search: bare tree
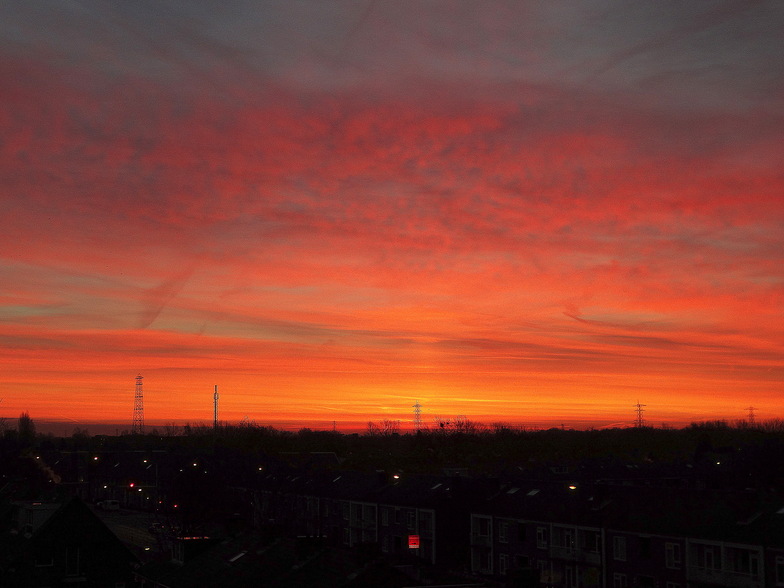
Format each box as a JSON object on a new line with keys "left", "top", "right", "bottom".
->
{"left": 164, "top": 422, "right": 184, "bottom": 436}
{"left": 365, "top": 419, "right": 400, "bottom": 436}
{"left": 433, "top": 416, "right": 451, "bottom": 431}
{"left": 381, "top": 419, "right": 400, "bottom": 436}
{"left": 453, "top": 415, "right": 480, "bottom": 434}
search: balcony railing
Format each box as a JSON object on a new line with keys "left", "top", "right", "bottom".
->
{"left": 549, "top": 545, "right": 601, "bottom": 566}
{"left": 688, "top": 566, "right": 762, "bottom": 588}
{"left": 350, "top": 518, "right": 377, "bottom": 530}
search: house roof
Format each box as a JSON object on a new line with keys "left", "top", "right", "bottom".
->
{"left": 599, "top": 485, "right": 784, "bottom": 544}
{"left": 376, "top": 473, "right": 498, "bottom": 511}
{"left": 472, "top": 478, "right": 784, "bottom": 546}
{"left": 0, "top": 495, "right": 138, "bottom": 582}
{"left": 135, "top": 534, "right": 419, "bottom": 588}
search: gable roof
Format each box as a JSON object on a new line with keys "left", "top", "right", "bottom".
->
{"left": 0, "top": 495, "right": 138, "bottom": 584}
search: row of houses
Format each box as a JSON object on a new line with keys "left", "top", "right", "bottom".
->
{"left": 469, "top": 481, "right": 784, "bottom": 588}
{"left": 250, "top": 468, "right": 784, "bottom": 587}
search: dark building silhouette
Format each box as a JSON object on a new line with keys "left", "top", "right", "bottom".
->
{"left": 0, "top": 496, "right": 137, "bottom": 587}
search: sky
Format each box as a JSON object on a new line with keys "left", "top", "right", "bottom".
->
{"left": 1, "top": 1, "right": 783, "bottom": 433}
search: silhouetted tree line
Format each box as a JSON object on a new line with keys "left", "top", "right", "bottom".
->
{"left": 5, "top": 412, "right": 784, "bottom": 478}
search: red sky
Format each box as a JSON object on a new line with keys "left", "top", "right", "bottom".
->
{"left": 1, "top": 2, "right": 783, "bottom": 432}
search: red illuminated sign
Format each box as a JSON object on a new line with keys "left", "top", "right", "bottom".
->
{"left": 408, "top": 535, "right": 420, "bottom": 549}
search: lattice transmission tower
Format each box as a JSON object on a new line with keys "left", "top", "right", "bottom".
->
{"left": 747, "top": 406, "right": 756, "bottom": 427}
{"left": 413, "top": 400, "right": 422, "bottom": 432}
{"left": 634, "top": 401, "right": 646, "bottom": 428}
{"left": 132, "top": 374, "right": 144, "bottom": 434}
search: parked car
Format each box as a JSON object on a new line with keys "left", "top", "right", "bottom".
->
{"left": 97, "top": 500, "right": 120, "bottom": 511}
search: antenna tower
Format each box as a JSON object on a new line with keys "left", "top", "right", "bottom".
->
{"left": 634, "top": 401, "right": 646, "bottom": 428}
{"left": 213, "top": 385, "right": 219, "bottom": 430}
{"left": 746, "top": 406, "right": 756, "bottom": 427}
{"left": 132, "top": 375, "right": 144, "bottom": 434}
{"left": 413, "top": 400, "right": 422, "bottom": 432}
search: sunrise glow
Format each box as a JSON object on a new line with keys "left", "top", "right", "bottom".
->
{"left": 1, "top": 2, "right": 782, "bottom": 432}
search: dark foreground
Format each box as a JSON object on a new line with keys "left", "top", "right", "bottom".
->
{"left": 3, "top": 420, "right": 784, "bottom": 586}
